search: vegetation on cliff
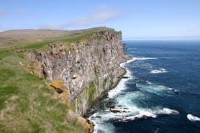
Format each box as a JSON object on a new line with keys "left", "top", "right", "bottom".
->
{"left": 0, "top": 27, "right": 124, "bottom": 133}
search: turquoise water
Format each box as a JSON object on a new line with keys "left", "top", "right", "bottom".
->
{"left": 89, "top": 40, "right": 200, "bottom": 133}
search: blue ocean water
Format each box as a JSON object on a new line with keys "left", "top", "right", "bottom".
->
{"left": 89, "top": 40, "right": 200, "bottom": 133}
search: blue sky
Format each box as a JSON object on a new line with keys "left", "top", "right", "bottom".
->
{"left": 0, "top": 0, "right": 200, "bottom": 39}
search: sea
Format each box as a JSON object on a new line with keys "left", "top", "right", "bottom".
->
{"left": 89, "top": 40, "right": 200, "bottom": 133}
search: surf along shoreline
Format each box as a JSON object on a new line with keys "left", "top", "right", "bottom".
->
{"left": 85, "top": 56, "right": 134, "bottom": 132}
{"left": 86, "top": 56, "right": 182, "bottom": 133}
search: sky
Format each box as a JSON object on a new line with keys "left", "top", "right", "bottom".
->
{"left": 0, "top": 0, "right": 200, "bottom": 40}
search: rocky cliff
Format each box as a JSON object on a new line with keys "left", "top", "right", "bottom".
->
{"left": 26, "top": 28, "right": 126, "bottom": 116}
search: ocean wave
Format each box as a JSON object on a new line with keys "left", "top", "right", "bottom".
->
{"left": 89, "top": 114, "right": 115, "bottom": 133}
{"left": 146, "top": 81, "right": 153, "bottom": 84}
{"left": 90, "top": 87, "right": 179, "bottom": 133}
{"left": 127, "top": 48, "right": 137, "bottom": 50}
{"left": 89, "top": 106, "right": 179, "bottom": 124}
{"left": 187, "top": 114, "right": 200, "bottom": 121}
{"left": 154, "top": 107, "right": 179, "bottom": 115}
{"left": 124, "top": 57, "right": 137, "bottom": 65}
{"left": 89, "top": 56, "right": 179, "bottom": 133}
{"left": 150, "top": 68, "right": 168, "bottom": 74}
{"left": 108, "top": 58, "right": 135, "bottom": 98}
{"left": 121, "top": 110, "right": 157, "bottom": 121}
{"left": 137, "top": 82, "right": 176, "bottom": 95}
{"left": 116, "top": 91, "right": 147, "bottom": 107}
{"left": 108, "top": 73, "right": 129, "bottom": 98}
{"left": 132, "top": 57, "right": 158, "bottom": 61}
{"left": 121, "top": 107, "right": 179, "bottom": 122}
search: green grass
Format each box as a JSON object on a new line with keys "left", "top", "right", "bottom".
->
{"left": 22, "top": 40, "right": 53, "bottom": 50}
{"left": 0, "top": 86, "right": 18, "bottom": 109}
{"left": 0, "top": 48, "right": 85, "bottom": 133}
{"left": 0, "top": 49, "right": 12, "bottom": 60}
{"left": 15, "top": 28, "right": 114, "bottom": 50}
{"left": 20, "top": 32, "right": 94, "bottom": 50}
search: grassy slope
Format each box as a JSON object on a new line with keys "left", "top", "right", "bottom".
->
{"left": 0, "top": 46, "right": 84, "bottom": 133}
{"left": 0, "top": 27, "right": 114, "bottom": 133}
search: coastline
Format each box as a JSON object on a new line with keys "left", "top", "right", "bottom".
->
{"left": 87, "top": 55, "right": 179, "bottom": 132}
{"left": 86, "top": 56, "right": 133, "bottom": 132}
{"left": 83, "top": 41, "right": 200, "bottom": 133}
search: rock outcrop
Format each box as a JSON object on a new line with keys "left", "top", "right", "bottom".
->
{"left": 26, "top": 28, "right": 127, "bottom": 116}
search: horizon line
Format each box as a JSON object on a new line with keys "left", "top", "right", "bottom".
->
{"left": 123, "top": 36, "right": 200, "bottom": 41}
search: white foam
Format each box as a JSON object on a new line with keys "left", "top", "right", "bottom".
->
{"left": 155, "top": 108, "right": 179, "bottom": 115}
{"left": 90, "top": 106, "right": 179, "bottom": 124}
{"left": 122, "top": 111, "right": 157, "bottom": 121}
{"left": 108, "top": 77, "right": 128, "bottom": 98}
{"left": 133, "top": 107, "right": 177, "bottom": 121}
{"left": 146, "top": 81, "right": 153, "bottom": 84}
{"left": 133, "top": 57, "right": 158, "bottom": 61}
{"left": 127, "top": 48, "right": 137, "bottom": 50}
{"left": 89, "top": 113, "right": 115, "bottom": 133}
{"left": 116, "top": 91, "right": 147, "bottom": 107}
{"left": 187, "top": 114, "right": 200, "bottom": 121}
{"left": 108, "top": 57, "right": 135, "bottom": 98}
{"left": 88, "top": 56, "right": 179, "bottom": 133}
{"left": 150, "top": 68, "right": 168, "bottom": 74}
{"left": 145, "top": 82, "right": 179, "bottom": 93}
{"left": 123, "top": 57, "right": 137, "bottom": 65}
{"left": 89, "top": 103, "right": 179, "bottom": 132}
{"left": 137, "top": 83, "right": 175, "bottom": 95}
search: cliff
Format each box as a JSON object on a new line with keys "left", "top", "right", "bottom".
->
{"left": 26, "top": 28, "right": 126, "bottom": 115}
{"left": 0, "top": 27, "right": 126, "bottom": 133}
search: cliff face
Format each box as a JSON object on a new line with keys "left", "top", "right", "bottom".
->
{"left": 27, "top": 29, "right": 126, "bottom": 115}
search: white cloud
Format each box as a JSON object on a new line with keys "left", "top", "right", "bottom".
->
{"left": 41, "top": 8, "right": 124, "bottom": 29}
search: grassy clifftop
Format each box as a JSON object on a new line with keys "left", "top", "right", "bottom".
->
{"left": 0, "top": 27, "right": 114, "bottom": 49}
{"left": 0, "top": 27, "right": 115, "bottom": 133}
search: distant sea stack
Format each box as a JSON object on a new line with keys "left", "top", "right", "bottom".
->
{"left": 26, "top": 28, "right": 127, "bottom": 132}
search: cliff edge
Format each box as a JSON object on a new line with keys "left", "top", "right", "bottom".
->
{"left": 0, "top": 27, "right": 127, "bottom": 133}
